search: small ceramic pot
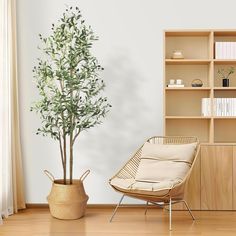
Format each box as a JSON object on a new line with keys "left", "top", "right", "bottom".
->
{"left": 222, "top": 78, "right": 229, "bottom": 87}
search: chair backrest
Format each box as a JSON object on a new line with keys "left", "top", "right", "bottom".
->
{"left": 110, "top": 136, "right": 200, "bottom": 201}
{"left": 113, "top": 136, "right": 199, "bottom": 182}
{"left": 147, "top": 136, "right": 198, "bottom": 145}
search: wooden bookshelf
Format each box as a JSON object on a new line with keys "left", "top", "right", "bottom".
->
{"left": 164, "top": 30, "right": 236, "bottom": 211}
{"left": 164, "top": 30, "right": 236, "bottom": 143}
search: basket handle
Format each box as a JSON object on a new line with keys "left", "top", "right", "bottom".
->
{"left": 80, "top": 170, "right": 90, "bottom": 182}
{"left": 44, "top": 170, "right": 55, "bottom": 182}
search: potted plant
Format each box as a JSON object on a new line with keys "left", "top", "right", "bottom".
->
{"left": 217, "top": 66, "right": 235, "bottom": 87}
{"left": 31, "top": 7, "right": 111, "bottom": 219}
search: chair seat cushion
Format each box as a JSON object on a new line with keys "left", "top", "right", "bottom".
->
{"left": 110, "top": 177, "right": 180, "bottom": 197}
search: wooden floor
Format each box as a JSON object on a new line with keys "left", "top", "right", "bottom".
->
{"left": 1, "top": 208, "right": 236, "bottom": 235}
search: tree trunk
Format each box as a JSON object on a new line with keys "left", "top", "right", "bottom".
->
{"left": 69, "top": 134, "right": 73, "bottom": 184}
{"left": 63, "top": 134, "right": 67, "bottom": 184}
{"left": 59, "top": 135, "right": 65, "bottom": 184}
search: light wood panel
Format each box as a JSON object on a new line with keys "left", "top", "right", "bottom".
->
{"left": 166, "top": 90, "right": 210, "bottom": 116}
{"left": 170, "top": 151, "right": 201, "bottom": 211}
{"left": 214, "top": 59, "right": 236, "bottom": 64}
{"left": 165, "top": 59, "right": 211, "bottom": 65}
{"left": 214, "top": 119, "right": 236, "bottom": 143}
{"left": 165, "top": 36, "right": 209, "bottom": 59}
{"left": 214, "top": 30, "right": 236, "bottom": 36}
{"left": 201, "top": 145, "right": 233, "bottom": 210}
{"left": 172, "top": 151, "right": 201, "bottom": 210}
{"left": 2, "top": 208, "right": 236, "bottom": 236}
{"left": 166, "top": 64, "right": 209, "bottom": 87}
{"left": 214, "top": 90, "right": 236, "bottom": 98}
{"left": 165, "top": 87, "right": 211, "bottom": 90}
{"left": 209, "top": 31, "right": 214, "bottom": 60}
{"left": 166, "top": 119, "right": 210, "bottom": 143}
{"left": 184, "top": 151, "right": 201, "bottom": 210}
{"left": 165, "top": 116, "right": 211, "bottom": 119}
{"left": 233, "top": 146, "right": 236, "bottom": 210}
{"left": 214, "top": 87, "right": 236, "bottom": 90}
{"left": 165, "top": 31, "right": 211, "bottom": 36}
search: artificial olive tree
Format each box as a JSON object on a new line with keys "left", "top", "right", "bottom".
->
{"left": 31, "top": 7, "right": 111, "bottom": 184}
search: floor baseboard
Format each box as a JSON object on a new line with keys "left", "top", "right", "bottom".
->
{"left": 25, "top": 203, "right": 151, "bottom": 209}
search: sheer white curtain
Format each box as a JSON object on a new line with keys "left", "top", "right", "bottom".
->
{"left": 0, "top": 0, "right": 25, "bottom": 224}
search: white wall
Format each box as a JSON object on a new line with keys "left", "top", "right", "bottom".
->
{"left": 16, "top": 0, "right": 236, "bottom": 203}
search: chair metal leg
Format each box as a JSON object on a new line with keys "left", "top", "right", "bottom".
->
{"left": 182, "top": 200, "right": 195, "bottom": 220}
{"left": 144, "top": 201, "right": 149, "bottom": 215}
{"left": 109, "top": 194, "right": 125, "bottom": 222}
{"left": 169, "top": 197, "right": 172, "bottom": 231}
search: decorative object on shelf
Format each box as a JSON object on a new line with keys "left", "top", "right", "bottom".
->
{"left": 171, "top": 50, "right": 184, "bottom": 59}
{"left": 167, "top": 79, "right": 184, "bottom": 87}
{"left": 191, "top": 79, "right": 203, "bottom": 87}
{"left": 217, "top": 66, "right": 235, "bottom": 87}
{"left": 31, "top": 7, "right": 111, "bottom": 220}
{"left": 176, "top": 79, "right": 183, "bottom": 85}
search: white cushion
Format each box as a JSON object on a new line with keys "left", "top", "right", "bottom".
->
{"left": 135, "top": 159, "right": 191, "bottom": 183}
{"left": 141, "top": 142, "right": 197, "bottom": 163}
{"left": 110, "top": 177, "right": 179, "bottom": 197}
{"left": 135, "top": 142, "right": 197, "bottom": 183}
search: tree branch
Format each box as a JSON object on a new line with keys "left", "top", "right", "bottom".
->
{"left": 72, "top": 130, "right": 80, "bottom": 144}
{"left": 58, "top": 134, "right": 65, "bottom": 179}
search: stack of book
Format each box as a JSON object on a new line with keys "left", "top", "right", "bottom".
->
{"left": 214, "top": 98, "right": 236, "bottom": 116}
{"left": 201, "top": 98, "right": 211, "bottom": 116}
{"left": 215, "top": 42, "right": 236, "bottom": 59}
{"left": 201, "top": 98, "right": 236, "bottom": 116}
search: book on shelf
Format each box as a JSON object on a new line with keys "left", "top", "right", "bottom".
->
{"left": 201, "top": 98, "right": 211, "bottom": 116}
{"left": 167, "top": 84, "right": 184, "bottom": 87}
{"left": 215, "top": 42, "right": 236, "bottom": 59}
{"left": 202, "top": 98, "right": 236, "bottom": 116}
{"left": 213, "top": 98, "right": 236, "bottom": 116}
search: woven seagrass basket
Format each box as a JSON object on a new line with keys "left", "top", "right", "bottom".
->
{"left": 44, "top": 170, "right": 90, "bottom": 220}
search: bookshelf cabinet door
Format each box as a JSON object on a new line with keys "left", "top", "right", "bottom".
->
{"left": 184, "top": 151, "right": 201, "bottom": 210}
{"left": 201, "top": 145, "right": 233, "bottom": 210}
{"left": 169, "top": 152, "right": 201, "bottom": 211}
{"left": 233, "top": 147, "right": 236, "bottom": 210}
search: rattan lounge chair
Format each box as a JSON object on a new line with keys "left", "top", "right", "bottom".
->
{"left": 109, "top": 136, "right": 200, "bottom": 230}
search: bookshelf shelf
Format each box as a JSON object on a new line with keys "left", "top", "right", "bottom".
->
{"left": 165, "top": 116, "right": 211, "bottom": 119}
{"left": 165, "top": 59, "right": 211, "bottom": 65}
{"left": 213, "top": 87, "right": 236, "bottom": 90}
{"left": 214, "top": 59, "right": 236, "bottom": 65}
{"left": 165, "top": 31, "right": 210, "bottom": 37}
{"left": 214, "top": 31, "right": 236, "bottom": 36}
{"left": 165, "top": 87, "right": 211, "bottom": 91}
{"left": 214, "top": 116, "right": 236, "bottom": 119}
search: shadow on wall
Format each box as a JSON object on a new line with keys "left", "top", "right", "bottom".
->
{"left": 74, "top": 53, "right": 158, "bottom": 178}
